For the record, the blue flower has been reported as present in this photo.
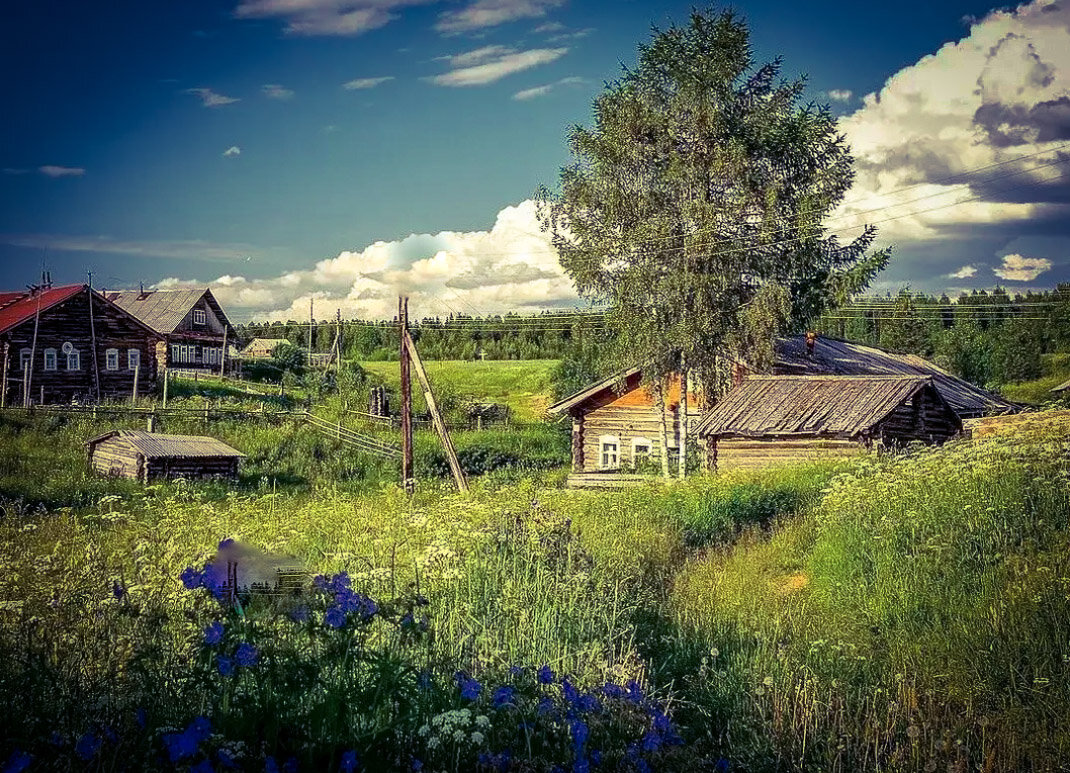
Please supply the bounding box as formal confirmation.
[218,538,235,549]
[2,750,32,773]
[562,677,579,705]
[163,717,212,763]
[112,581,126,601]
[536,697,555,716]
[191,759,214,773]
[714,758,730,772]
[188,716,212,743]
[289,604,310,623]
[601,683,625,699]
[180,566,203,590]
[590,750,602,766]
[340,749,359,773]
[455,671,482,700]
[265,757,280,773]
[235,642,259,668]
[411,760,423,771]
[135,707,147,728]
[625,680,644,704]
[335,589,377,621]
[75,732,101,761]
[573,760,590,773]
[537,665,554,684]
[492,685,515,708]
[508,665,524,677]
[217,655,235,677]
[570,719,589,750]
[641,731,661,753]
[204,621,225,646]
[325,606,347,629]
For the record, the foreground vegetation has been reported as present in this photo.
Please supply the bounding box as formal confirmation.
[1,412,1069,770]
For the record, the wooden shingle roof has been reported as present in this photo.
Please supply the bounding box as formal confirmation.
[88,430,244,459]
[694,375,935,439]
[105,288,234,336]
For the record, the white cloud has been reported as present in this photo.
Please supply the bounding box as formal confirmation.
[38,165,85,178]
[429,46,567,86]
[826,89,853,102]
[0,233,271,263]
[533,21,564,33]
[234,0,432,37]
[261,83,294,100]
[155,200,578,320]
[512,75,585,100]
[342,76,394,90]
[223,146,242,158]
[185,87,240,107]
[947,264,978,279]
[993,253,1052,280]
[436,0,565,34]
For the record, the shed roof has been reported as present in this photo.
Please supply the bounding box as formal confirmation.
[694,375,937,439]
[88,430,244,459]
[0,284,84,335]
[1052,378,1070,393]
[243,338,290,350]
[105,288,232,336]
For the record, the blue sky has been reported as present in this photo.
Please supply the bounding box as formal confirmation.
[3,0,1067,320]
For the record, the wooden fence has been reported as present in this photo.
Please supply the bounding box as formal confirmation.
[302,412,401,459]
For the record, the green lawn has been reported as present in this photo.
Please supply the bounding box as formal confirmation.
[360,359,558,422]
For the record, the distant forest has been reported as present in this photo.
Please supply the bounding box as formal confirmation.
[237,285,1070,389]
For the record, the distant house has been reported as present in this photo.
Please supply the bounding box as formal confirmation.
[87,429,244,482]
[548,335,1016,474]
[694,375,962,473]
[105,287,236,373]
[0,284,161,405]
[242,338,290,359]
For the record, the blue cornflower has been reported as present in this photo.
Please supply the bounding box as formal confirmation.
[601,683,625,699]
[112,581,126,601]
[289,604,310,623]
[625,680,644,704]
[191,759,214,773]
[265,757,280,773]
[235,642,259,668]
[180,566,203,589]
[312,574,329,591]
[508,665,524,677]
[570,719,589,750]
[562,677,579,705]
[340,749,359,773]
[217,655,235,676]
[590,750,602,766]
[335,589,377,621]
[641,731,661,753]
[163,730,198,762]
[652,711,672,734]
[573,759,590,773]
[537,664,554,684]
[536,697,555,716]
[3,750,32,773]
[188,716,211,743]
[455,671,482,700]
[492,685,515,708]
[575,692,600,713]
[218,538,235,549]
[325,606,347,629]
[204,621,225,646]
[411,759,423,771]
[75,732,101,761]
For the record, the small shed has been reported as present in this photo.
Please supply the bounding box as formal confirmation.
[694,375,962,472]
[87,429,244,482]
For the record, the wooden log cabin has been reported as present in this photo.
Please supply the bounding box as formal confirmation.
[87,429,244,482]
[0,284,161,405]
[694,375,962,472]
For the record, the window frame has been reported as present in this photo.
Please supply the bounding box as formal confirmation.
[43,348,57,372]
[105,348,119,371]
[599,435,621,470]
[192,309,206,326]
[631,437,653,461]
[127,348,140,371]
[66,349,80,371]
[19,348,31,371]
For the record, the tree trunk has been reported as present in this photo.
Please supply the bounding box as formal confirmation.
[678,356,688,479]
[653,378,672,480]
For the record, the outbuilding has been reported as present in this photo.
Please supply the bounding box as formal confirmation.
[87,429,244,482]
[693,375,962,472]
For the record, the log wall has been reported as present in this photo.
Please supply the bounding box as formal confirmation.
[581,402,702,472]
[147,457,239,481]
[88,437,143,479]
[876,386,961,446]
[709,437,867,472]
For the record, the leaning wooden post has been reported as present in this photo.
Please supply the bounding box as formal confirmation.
[132,362,139,404]
[219,326,228,378]
[162,368,169,409]
[404,329,468,492]
[399,296,414,492]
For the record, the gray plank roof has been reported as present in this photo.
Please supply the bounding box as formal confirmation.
[89,430,244,459]
[1052,378,1070,393]
[694,375,933,438]
[105,288,213,334]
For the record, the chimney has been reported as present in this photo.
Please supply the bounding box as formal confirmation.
[805,330,818,358]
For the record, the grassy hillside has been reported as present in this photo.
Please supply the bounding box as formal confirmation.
[1000,352,1070,404]
[360,359,558,422]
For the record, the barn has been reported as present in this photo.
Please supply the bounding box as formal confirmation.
[87,429,244,482]
[694,375,962,472]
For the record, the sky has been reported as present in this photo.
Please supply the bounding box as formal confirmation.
[3,0,1070,321]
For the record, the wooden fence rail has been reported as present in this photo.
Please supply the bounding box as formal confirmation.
[303,412,401,459]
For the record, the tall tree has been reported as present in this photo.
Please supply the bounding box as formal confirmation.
[539,8,890,475]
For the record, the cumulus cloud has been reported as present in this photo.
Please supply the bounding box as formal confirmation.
[512,75,584,100]
[826,89,853,102]
[435,0,565,34]
[38,165,85,177]
[947,264,978,279]
[261,83,294,100]
[428,46,567,86]
[155,200,578,320]
[994,253,1053,280]
[342,76,394,90]
[234,0,431,36]
[223,146,241,158]
[185,87,240,107]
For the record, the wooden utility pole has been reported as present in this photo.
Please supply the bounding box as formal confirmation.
[308,297,314,368]
[87,274,101,402]
[132,365,139,404]
[404,329,468,492]
[25,287,42,408]
[0,343,8,409]
[399,296,414,492]
[335,309,342,379]
[162,368,169,408]
[219,326,228,378]
[678,354,689,480]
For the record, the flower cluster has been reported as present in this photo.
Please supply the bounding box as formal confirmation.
[418,708,491,751]
[314,572,378,629]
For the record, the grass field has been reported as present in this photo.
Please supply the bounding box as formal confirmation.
[1000,352,1070,404]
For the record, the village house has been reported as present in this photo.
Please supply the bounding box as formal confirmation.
[693,375,962,473]
[0,283,161,405]
[548,334,1017,474]
[241,338,290,359]
[104,287,237,374]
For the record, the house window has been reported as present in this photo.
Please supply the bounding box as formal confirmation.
[19,348,31,371]
[599,435,620,470]
[66,349,80,371]
[632,437,652,461]
[43,348,57,371]
[106,348,119,371]
[193,309,206,326]
[128,349,140,371]
[170,343,180,363]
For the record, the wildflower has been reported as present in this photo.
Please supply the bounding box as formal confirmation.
[235,642,259,668]
[455,671,482,701]
[602,682,625,699]
[289,605,310,623]
[180,566,203,590]
[714,758,730,772]
[75,732,101,761]
[219,538,235,549]
[573,760,590,773]
[341,750,359,773]
[218,749,238,769]
[536,697,555,716]
[191,760,214,773]
[265,757,280,773]
[475,715,490,728]
[3,750,31,773]
[625,680,644,704]
[471,731,485,745]
[325,606,347,629]
[204,621,225,646]
[217,655,235,677]
[537,664,554,684]
[570,719,589,750]
[508,665,524,677]
[135,707,147,728]
[492,686,515,708]
[562,677,579,705]
[452,729,465,742]
[112,581,126,601]
[412,760,423,771]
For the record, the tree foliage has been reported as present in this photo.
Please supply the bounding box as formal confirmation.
[538,8,890,392]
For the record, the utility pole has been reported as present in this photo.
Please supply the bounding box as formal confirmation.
[399,296,414,493]
[308,297,314,368]
[87,272,101,403]
[404,329,468,492]
[335,308,342,379]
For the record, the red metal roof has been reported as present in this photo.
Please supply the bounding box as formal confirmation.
[0,285,85,335]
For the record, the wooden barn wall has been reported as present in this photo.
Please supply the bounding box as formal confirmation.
[581,401,703,472]
[877,387,960,446]
[145,457,239,481]
[88,438,142,479]
[1,290,159,404]
[710,438,866,472]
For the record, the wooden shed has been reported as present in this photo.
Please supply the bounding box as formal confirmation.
[694,375,962,472]
[87,429,244,482]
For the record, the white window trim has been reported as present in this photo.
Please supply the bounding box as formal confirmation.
[599,434,621,470]
[193,309,206,325]
[127,348,140,371]
[631,437,653,459]
[66,349,80,371]
[105,348,119,371]
[19,348,31,371]
[43,348,57,371]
